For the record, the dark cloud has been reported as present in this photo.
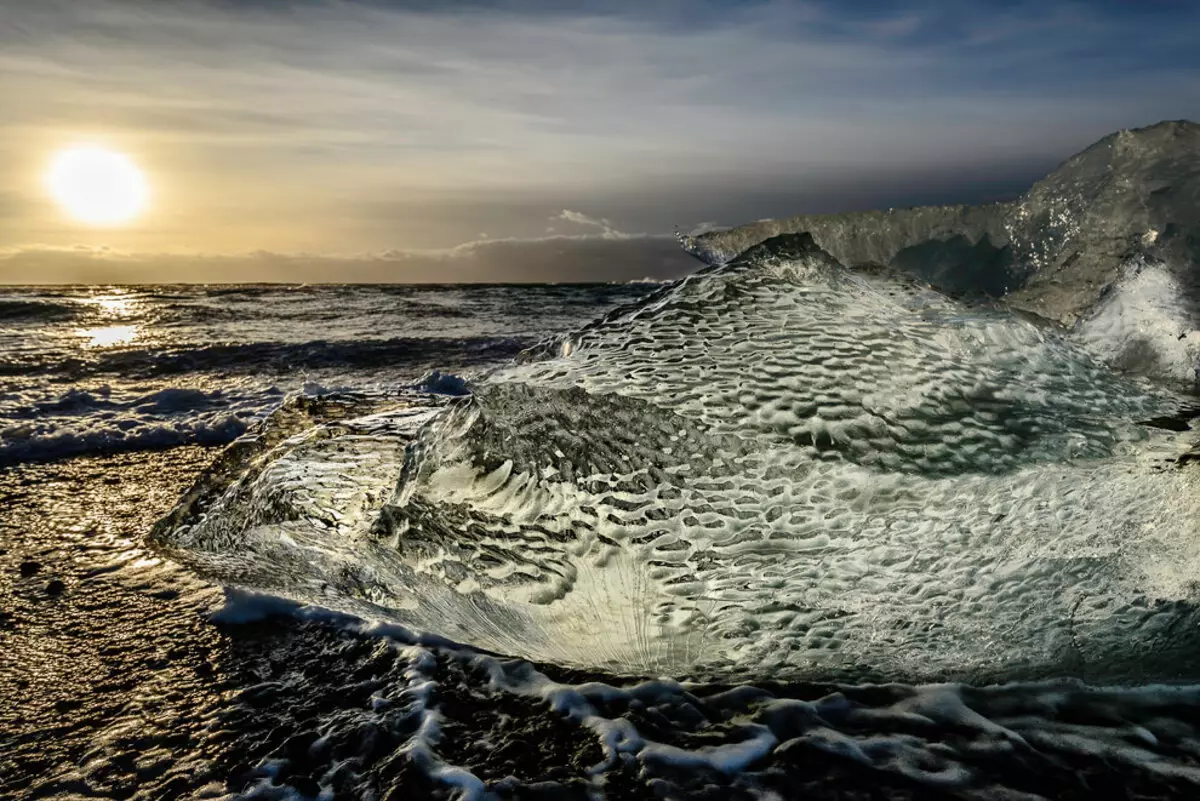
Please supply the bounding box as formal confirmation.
[0,235,698,284]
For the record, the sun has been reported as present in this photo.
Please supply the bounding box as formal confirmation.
[47,145,149,226]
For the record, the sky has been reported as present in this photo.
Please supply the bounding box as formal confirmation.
[1,0,1198,283]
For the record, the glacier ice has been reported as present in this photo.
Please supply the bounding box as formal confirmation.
[154,234,1200,683]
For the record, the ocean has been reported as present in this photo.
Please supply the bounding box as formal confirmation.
[0,283,651,467]
[4,244,1200,799]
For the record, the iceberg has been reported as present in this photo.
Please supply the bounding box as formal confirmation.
[154,229,1200,684]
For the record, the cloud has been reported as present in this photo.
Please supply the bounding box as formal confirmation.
[0,233,700,284]
[554,209,629,238]
[1,0,1198,269]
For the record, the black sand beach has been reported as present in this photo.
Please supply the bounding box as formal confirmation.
[6,448,1200,800]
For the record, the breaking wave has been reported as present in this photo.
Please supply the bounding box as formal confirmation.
[154,234,1200,684]
[0,386,257,466]
[0,336,531,379]
[0,298,79,322]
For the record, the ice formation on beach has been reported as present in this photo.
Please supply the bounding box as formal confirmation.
[12,120,1199,800]
[154,232,1200,684]
[202,591,1200,800]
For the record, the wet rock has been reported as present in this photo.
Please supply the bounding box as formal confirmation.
[53,697,83,713]
[225,762,268,793]
[281,730,321,760]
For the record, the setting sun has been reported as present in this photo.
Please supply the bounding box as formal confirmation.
[47,145,149,226]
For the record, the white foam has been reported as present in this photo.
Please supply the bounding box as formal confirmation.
[0,410,249,465]
[0,383,270,464]
[641,725,778,773]
[204,592,1200,798]
[414,370,472,397]
[1074,258,1200,383]
[210,587,304,624]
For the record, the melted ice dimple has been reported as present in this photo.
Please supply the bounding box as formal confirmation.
[154,236,1200,683]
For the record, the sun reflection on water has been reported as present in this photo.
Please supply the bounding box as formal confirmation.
[72,290,142,347]
[78,324,139,348]
[80,292,137,317]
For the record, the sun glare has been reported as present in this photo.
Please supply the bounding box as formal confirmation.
[47,145,149,226]
[78,324,139,348]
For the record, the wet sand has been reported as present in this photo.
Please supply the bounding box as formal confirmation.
[0,448,617,799]
[3,447,1199,800]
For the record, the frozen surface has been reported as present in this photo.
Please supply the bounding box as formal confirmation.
[12,446,1200,800]
[155,235,1200,684]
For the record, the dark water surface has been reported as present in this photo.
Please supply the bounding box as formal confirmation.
[0,284,650,466]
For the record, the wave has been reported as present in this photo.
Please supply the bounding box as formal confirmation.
[154,233,1200,684]
[0,386,264,466]
[0,385,444,466]
[5,385,241,419]
[0,410,248,466]
[162,301,476,325]
[0,297,78,322]
[0,336,531,379]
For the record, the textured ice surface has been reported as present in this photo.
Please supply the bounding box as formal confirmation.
[155,235,1200,683]
[15,443,1200,800]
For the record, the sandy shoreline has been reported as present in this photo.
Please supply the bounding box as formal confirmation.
[0,447,621,799]
[4,446,1200,800]
[1,446,226,796]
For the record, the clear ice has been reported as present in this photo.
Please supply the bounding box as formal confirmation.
[154,235,1200,683]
